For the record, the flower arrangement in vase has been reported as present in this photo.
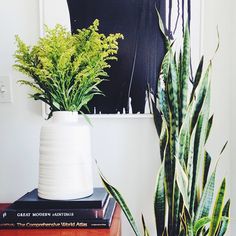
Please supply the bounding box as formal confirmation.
[14,20,123,200]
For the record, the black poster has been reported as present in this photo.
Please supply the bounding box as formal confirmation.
[67,0,166,114]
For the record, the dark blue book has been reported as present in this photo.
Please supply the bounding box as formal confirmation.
[12,188,108,210]
[2,196,110,221]
[0,199,116,229]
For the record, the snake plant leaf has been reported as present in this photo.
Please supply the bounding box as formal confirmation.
[179,24,190,126]
[202,151,211,191]
[180,213,187,233]
[168,51,179,127]
[155,6,170,49]
[162,228,168,236]
[178,103,192,165]
[190,63,211,133]
[183,207,193,236]
[193,217,211,235]
[178,50,182,81]
[217,200,230,236]
[178,230,185,236]
[189,83,211,214]
[208,178,226,236]
[141,214,150,236]
[195,170,216,221]
[190,56,204,103]
[165,51,179,223]
[154,162,166,236]
[173,182,181,235]
[152,99,163,137]
[175,156,189,210]
[158,51,170,125]
[160,119,169,161]
[98,170,141,236]
[220,141,228,155]
[160,130,168,162]
[205,115,214,144]
[203,228,209,236]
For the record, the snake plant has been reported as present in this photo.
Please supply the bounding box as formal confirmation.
[99,23,230,236]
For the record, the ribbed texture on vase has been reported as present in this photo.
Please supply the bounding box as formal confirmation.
[38,112,93,200]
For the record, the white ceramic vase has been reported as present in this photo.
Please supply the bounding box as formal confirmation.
[38,111,93,200]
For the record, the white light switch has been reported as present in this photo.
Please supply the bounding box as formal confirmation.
[0,76,12,103]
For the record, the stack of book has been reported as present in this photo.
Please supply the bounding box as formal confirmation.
[0,188,116,229]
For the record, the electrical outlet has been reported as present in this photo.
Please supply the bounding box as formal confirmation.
[0,76,12,103]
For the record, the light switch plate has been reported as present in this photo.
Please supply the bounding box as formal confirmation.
[0,76,12,103]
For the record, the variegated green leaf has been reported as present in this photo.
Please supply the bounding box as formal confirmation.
[195,170,216,221]
[175,157,189,210]
[179,24,190,126]
[190,63,211,133]
[205,115,214,144]
[216,199,230,236]
[220,141,228,155]
[184,208,193,236]
[162,228,168,236]
[190,56,204,103]
[178,103,192,167]
[189,84,210,214]
[158,51,170,126]
[154,162,166,236]
[155,7,170,48]
[152,100,163,137]
[166,52,180,231]
[160,123,168,161]
[141,214,150,236]
[99,171,141,236]
[202,151,211,191]
[209,179,226,236]
[193,217,211,235]
[172,183,181,235]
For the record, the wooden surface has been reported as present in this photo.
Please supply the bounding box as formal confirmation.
[0,203,121,236]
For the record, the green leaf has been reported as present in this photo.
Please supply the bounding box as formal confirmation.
[202,151,211,191]
[179,24,190,126]
[190,56,204,103]
[175,157,189,210]
[98,170,141,236]
[178,103,192,165]
[158,51,171,125]
[190,63,211,133]
[216,199,230,236]
[193,217,211,235]
[166,52,179,227]
[189,83,211,214]
[141,214,150,236]
[162,228,168,236]
[220,141,228,155]
[155,6,170,48]
[152,99,163,137]
[160,119,169,161]
[195,170,216,221]
[205,115,214,144]
[154,162,166,236]
[209,179,226,236]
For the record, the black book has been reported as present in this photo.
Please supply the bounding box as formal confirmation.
[13,188,108,210]
[0,198,116,229]
[2,195,110,221]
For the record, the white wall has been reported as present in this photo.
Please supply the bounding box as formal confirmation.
[230,0,236,235]
[202,0,232,235]
[0,0,234,235]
